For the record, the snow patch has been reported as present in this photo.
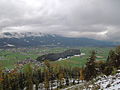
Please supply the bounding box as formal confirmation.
[58,53,85,61]
[4,44,15,47]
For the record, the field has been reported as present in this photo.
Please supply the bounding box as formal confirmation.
[51,47,113,68]
[0,47,113,69]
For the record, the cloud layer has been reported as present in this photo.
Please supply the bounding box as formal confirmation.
[0,0,120,41]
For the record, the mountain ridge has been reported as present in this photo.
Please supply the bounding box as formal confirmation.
[0,32,119,47]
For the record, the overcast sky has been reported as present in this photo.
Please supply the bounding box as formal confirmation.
[0,0,120,41]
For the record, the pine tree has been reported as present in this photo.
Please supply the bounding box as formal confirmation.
[107,50,116,66]
[107,46,120,68]
[80,67,84,82]
[0,63,3,90]
[44,68,50,90]
[24,64,33,90]
[84,51,97,81]
[44,60,55,90]
[33,72,39,90]
[19,72,26,90]
[58,67,64,88]
[115,46,120,68]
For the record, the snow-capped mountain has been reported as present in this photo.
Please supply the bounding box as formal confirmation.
[0,32,47,38]
[0,32,119,48]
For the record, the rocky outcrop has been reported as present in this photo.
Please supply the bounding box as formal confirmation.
[36,49,81,61]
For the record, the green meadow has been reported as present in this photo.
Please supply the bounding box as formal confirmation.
[0,47,113,68]
[51,47,113,68]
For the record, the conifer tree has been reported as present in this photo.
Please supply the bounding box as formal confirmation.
[84,51,97,81]
[107,50,116,66]
[0,63,3,90]
[80,67,84,82]
[24,64,33,90]
[107,46,120,68]
[19,72,26,90]
[33,71,39,90]
[44,68,50,90]
[114,46,120,68]
[44,60,55,90]
[58,67,64,88]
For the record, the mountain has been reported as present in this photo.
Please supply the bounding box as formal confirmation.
[0,32,119,48]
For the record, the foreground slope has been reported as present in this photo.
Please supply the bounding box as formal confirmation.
[62,70,120,90]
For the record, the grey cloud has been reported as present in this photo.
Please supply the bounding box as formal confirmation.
[0,0,120,41]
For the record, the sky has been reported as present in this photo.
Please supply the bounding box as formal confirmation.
[0,0,120,41]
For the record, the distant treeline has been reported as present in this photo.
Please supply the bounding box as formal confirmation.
[0,46,120,90]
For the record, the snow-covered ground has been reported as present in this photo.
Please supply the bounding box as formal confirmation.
[61,70,120,90]
[96,71,120,90]
[58,53,85,61]
[85,70,120,90]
